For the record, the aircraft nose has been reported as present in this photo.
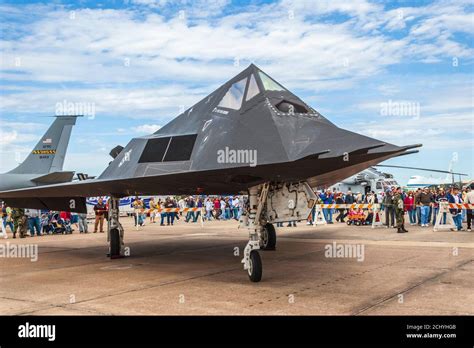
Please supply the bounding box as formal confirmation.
[272,114,393,161]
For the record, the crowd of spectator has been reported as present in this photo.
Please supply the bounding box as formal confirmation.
[1,186,473,238]
[131,195,243,227]
[313,186,474,231]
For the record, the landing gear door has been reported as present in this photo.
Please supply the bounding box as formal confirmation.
[265,182,316,223]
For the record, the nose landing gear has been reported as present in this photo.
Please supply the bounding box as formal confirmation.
[247,250,262,282]
[240,181,316,282]
[241,183,270,282]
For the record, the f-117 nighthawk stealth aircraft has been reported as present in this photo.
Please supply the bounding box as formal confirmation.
[0,65,421,282]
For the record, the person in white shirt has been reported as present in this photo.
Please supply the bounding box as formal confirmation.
[205,199,213,221]
[178,198,185,218]
[220,199,226,220]
[231,197,240,220]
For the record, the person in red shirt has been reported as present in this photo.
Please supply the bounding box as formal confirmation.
[60,211,71,222]
[213,198,221,219]
[404,191,416,225]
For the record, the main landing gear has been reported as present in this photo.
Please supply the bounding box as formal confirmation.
[260,223,276,250]
[108,196,125,259]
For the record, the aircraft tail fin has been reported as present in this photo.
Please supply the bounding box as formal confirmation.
[8,116,79,174]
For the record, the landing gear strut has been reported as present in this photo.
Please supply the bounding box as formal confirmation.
[241,183,270,282]
[108,196,125,259]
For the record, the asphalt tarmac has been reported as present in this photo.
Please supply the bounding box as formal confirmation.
[1,217,473,315]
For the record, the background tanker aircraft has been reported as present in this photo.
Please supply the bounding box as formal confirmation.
[0,65,421,282]
[0,115,79,192]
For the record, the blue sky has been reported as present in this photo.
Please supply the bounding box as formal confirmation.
[0,0,473,185]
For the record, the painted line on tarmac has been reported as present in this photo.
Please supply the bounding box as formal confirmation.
[351,258,474,315]
[277,237,474,249]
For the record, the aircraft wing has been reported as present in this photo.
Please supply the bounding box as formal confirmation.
[31,171,75,184]
[0,142,420,214]
[0,167,255,213]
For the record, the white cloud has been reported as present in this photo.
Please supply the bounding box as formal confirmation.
[0,85,209,119]
[2,0,470,91]
[130,0,231,17]
[0,1,471,123]
[355,74,474,115]
[0,130,19,145]
[0,121,45,131]
[0,127,43,145]
[353,111,474,150]
[132,124,162,134]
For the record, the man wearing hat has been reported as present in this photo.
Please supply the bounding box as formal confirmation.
[393,187,408,233]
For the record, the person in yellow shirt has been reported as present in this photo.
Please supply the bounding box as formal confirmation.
[149,197,156,223]
[158,199,167,226]
[133,196,144,226]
